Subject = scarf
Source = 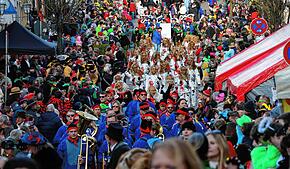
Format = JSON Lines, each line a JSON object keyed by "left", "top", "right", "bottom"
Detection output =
{"left": 67, "top": 136, "right": 79, "bottom": 146}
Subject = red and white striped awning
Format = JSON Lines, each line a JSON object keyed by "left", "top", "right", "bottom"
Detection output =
{"left": 215, "top": 24, "right": 290, "bottom": 101}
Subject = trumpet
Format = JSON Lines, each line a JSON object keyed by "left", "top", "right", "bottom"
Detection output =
{"left": 76, "top": 111, "right": 98, "bottom": 169}
{"left": 157, "top": 133, "right": 165, "bottom": 142}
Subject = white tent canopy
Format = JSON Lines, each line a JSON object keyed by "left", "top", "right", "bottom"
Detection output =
{"left": 275, "top": 66, "right": 290, "bottom": 99}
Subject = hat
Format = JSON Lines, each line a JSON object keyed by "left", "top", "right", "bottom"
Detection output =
{"left": 140, "top": 119, "right": 152, "bottom": 134}
{"left": 140, "top": 102, "right": 150, "bottom": 110}
{"left": 202, "top": 89, "right": 211, "bottom": 97}
{"left": 236, "top": 115, "right": 252, "bottom": 127}
{"left": 175, "top": 108, "right": 189, "bottom": 117}
{"left": 142, "top": 111, "right": 158, "bottom": 122}
{"left": 1, "top": 139, "right": 16, "bottom": 149}
{"left": 217, "top": 46, "right": 223, "bottom": 51}
{"left": 56, "top": 55, "right": 69, "bottom": 61}
{"left": 244, "top": 101, "right": 256, "bottom": 113}
{"left": 106, "top": 123, "right": 123, "bottom": 141}
{"left": 181, "top": 121, "right": 196, "bottom": 132}
{"left": 67, "top": 123, "right": 78, "bottom": 131}
{"left": 170, "top": 91, "right": 178, "bottom": 97}
{"left": 139, "top": 89, "right": 147, "bottom": 95}
{"left": 215, "top": 92, "right": 225, "bottom": 103}
{"left": 21, "top": 132, "right": 47, "bottom": 145}
{"left": 23, "top": 93, "right": 35, "bottom": 100}
{"left": 16, "top": 110, "right": 26, "bottom": 119}
{"left": 159, "top": 101, "right": 166, "bottom": 106}
{"left": 229, "top": 43, "right": 235, "bottom": 48}
{"left": 9, "top": 87, "right": 21, "bottom": 95}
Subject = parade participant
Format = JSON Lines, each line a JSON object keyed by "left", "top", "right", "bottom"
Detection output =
{"left": 147, "top": 85, "right": 162, "bottom": 104}
{"left": 53, "top": 110, "right": 78, "bottom": 146}
{"left": 180, "top": 121, "right": 196, "bottom": 141}
{"left": 157, "top": 100, "right": 167, "bottom": 117}
{"left": 105, "top": 123, "right": 130, "bottom": 169}
{"left": 170, "top": 108, "right": 190, "bottom": 137}
{"left": 133, "top": 119, "right": 153, "bottom": 149}
{"left": 160, "top": 102, "right": 176, "bottom": 137}
{"left": 57, "top": 123, "right": 93, "bottom": 169}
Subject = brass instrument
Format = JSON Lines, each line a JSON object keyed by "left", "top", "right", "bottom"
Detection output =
{"left": 156, "top": 124, "right": 165, "bottom": 141}
{"left": 83, "top": 104, "right": 96, "bottom": 116}
{"left": 157, "top": 133, "right": 165, "bottom": 142}
{"left": 76, "top": 111, "right": 98, "bottom": 169}
{"left": 76, "top": 110, "right": 98, "bottom": 135}
{"left": 83, "top": 104, "right": 99, "bottom": 137}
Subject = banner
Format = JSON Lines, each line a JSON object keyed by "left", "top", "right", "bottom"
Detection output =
{"left": 160, "top": 23, "right": 171, "bottom": 39}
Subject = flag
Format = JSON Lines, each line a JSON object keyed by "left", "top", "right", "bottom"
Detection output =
{"left": 3, "top": 0, "right": 17, "bottom": 14}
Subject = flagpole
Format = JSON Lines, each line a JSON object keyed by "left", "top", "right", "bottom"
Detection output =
{"left": 4, "top": 24, "right": 8, "bottom": 105}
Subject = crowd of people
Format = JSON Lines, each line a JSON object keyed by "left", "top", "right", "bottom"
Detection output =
{"left": 0, "top": 0, "right": 289, "bottom": 169}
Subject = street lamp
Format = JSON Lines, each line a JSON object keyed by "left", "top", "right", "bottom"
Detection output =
{"left": 22, "top": 2, "right": 31, "bottom": 28}
{"left": 23, "top": 2, "right": 31, "bottom": 14}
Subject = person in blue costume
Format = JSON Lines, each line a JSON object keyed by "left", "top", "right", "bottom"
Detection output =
{"left": 96, "top": 109, "right": 117, "bottom": 145}
{"left": 126, "top": 89, "right": 157, "bottom": 141}
{"left": 126, "top": 89, "right": 157, "bottom": 119}
{"left": 160, "top": 102, "right": 176, "bottom": 131}
{"left": 53, "top": 110, "right": 77, "bottom": 146}
{"left": 57, "top": 123, "right": 93, "bottom": 169}
{"left": 157, "top": 101, "right": 167, "bottom": 117}
{"left": 192, "top": 112, "right": 208, "bottom": 133}
{"left": 170, "top": 108, "right": 191, "bottom": 137}
{"left": 133, "top": 119, "right": 153, "bottom": 149}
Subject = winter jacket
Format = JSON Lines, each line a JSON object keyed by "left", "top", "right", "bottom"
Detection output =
{"left": 37, "top": 111, "right": 63, "bottom": 143}
{"left": 251, "top": 144, "right": 281, "bottom": 169}
{"left": 152, "top": 30, "right": 162, "bottom": 45}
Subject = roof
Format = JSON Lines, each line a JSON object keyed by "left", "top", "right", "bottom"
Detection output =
{"left": 0, "top": 21, "right": 56, "bottom": 55}
{"left": 215, "top": 24, "right": 290, "bottom": 101}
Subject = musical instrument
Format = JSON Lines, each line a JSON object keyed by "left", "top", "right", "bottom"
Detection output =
{"left": 155, "top": 124, "right": 165, "bottom": 141}
{"left": 157, "top": 133, "right": 165, "bottom": 142}
{"left": 76, "top": 111, "right": 98, "bottom": 169}
{"left": 76, "top": 110, "right": 98, "bottom": 135}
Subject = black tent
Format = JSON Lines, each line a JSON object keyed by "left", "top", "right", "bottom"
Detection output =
{"left": 0, "top": 21, "right": 56, "bottom": 55}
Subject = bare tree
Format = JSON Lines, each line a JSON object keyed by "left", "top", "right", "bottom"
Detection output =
{"left": 42, "top": 0, "right": 82, "bottom": 53}
{"left": 254, "top": 0, "right": 287, "bottom": 31}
